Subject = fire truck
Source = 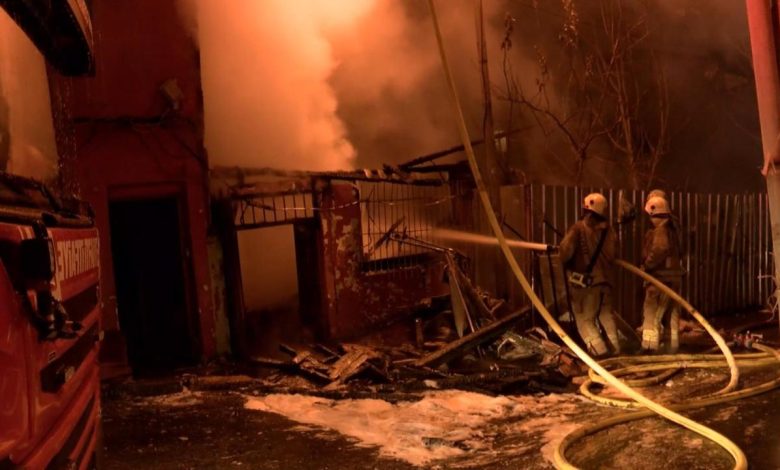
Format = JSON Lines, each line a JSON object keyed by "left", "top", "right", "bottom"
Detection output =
{"left": 0, "top": 176, "right": 100, "bottom": 469}
{"left": 0, "top": 2, "right": 100, "bottom": 469}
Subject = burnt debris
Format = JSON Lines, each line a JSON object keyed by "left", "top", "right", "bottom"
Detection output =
{"left": 250, "top": 259, "right": 577, "bottom": 396}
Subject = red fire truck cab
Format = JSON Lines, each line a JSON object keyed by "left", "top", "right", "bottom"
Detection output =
{"left": 0, "top": 174, "right": 100, "bottom": 470}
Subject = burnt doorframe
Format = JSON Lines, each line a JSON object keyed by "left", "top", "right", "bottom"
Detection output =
{"left": 293, "top": 219, "right": 326, "bottom": 338}
{"left": 215, "top": 194, "right": 325, "bottom": 359}
{"left": 108, "top": 182, "right": 202, "bottom": 364}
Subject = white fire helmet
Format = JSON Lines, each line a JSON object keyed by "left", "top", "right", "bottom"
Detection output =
{"left": 646, "top": 189, "right": 667, "bottom": 204}
{"left": 583, "top": 193, "right": 608, "bottom": 217}
{"left": 644, "top": 196, "right": 670, "bottom": 216}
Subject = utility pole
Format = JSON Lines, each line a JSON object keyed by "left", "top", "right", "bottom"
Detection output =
{"left": 745, "top": 0, "right": 780, "bottom": 334}
{"left": 475, "top": 0, "right": 510, "bottom": 297}
{"left": 475, "top": 0, "right": 510, "bottom": 196}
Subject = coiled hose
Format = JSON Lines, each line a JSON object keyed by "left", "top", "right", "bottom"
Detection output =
{"left": 616, "top": 260, "right": 741, "bottom": 395}
{"left": 426, "top": 1, "right": 754, "bottom": 468}
{"left": 557, "top": 343, "right": 780, "bottom": 467}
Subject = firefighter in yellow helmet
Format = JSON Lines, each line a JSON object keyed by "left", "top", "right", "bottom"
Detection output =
{"left": 559, "top": 193, "right": 620, "bottom": 356}
{"left": 640, "top": 194, "right": 684, "bottom": 353}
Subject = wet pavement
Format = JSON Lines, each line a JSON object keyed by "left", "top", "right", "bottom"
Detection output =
{"left": 102, "top": 391, "right": 416, "bottom": 470}
{"left": 102, "top": 365, "right": 780, "bottom": 469}
{"left": 102, "top": 319, "right": 780, "bottom": 469}
{"left": 568, "top": 388, "right": 780, "bottom": 470}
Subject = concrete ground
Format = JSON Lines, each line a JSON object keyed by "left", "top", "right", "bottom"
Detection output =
{"left": 101, "top": 366, "right": 780, "bottom": 469}
{"left": 102, "top": 313, "right": 780, "bottom": 469}
{"left": 101, "top": 391, "right": 416, "bottom": 470}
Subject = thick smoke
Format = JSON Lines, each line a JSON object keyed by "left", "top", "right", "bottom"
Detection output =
{"left": 186, "top": 1, "right": 379, "bottom": 314}
{"left": 187, "top": 0, "right": 509, "bottom": 172}
{"left": 192, "top": 0, "right": 378, "bottom": 171}
{"left": 329, "top": 0, "right": 509, "bottom": 168}
{"left": 332, "top": 0, "right": 762, "bottom": 192}
{"left": 183, "top": 0, "right": 763, "bottom": 313}
{"left": 183, "top": 0, "right": 504, "bottom": 314}
{"left": 649, "top": 0, "right": 762, "bottom": 191}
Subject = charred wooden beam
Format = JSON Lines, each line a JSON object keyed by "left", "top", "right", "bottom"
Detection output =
{"left": 211, "top": 165, "right": 447, "bottom": 187}
{"left": 398, "top": 129, "right": 523, "bottom": 170}
{"left": 248, "top": 356, "right": 331, "bottom": 383}
{"left": 413, "top": 305, "right": 534, "bottom": 368}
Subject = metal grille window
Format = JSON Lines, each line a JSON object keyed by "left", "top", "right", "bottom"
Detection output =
{"left": 359, "top": 181, "right": 455, "bottom": 269}
{"left": 233, "top": 191, "right": 315, "bottom": 230}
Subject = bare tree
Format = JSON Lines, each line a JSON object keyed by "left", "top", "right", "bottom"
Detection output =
{"left": 499, "top": 0, "right": 670, "bottom": 189}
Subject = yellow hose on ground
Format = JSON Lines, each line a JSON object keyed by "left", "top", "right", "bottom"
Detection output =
{"left": 616, "top": 259, "right": 740, "bottom": 395}
{"left": 581, "top": 356, "right": 778, "bottom": 408}
{"left": 425, "top": 1, "right": 747, "bottom": 468}
{"left": 598, "top": 351, "right": 769, "bottom": 365}
{"left": 557, "top": 342, "right": 780, "bottom": 467}
{"left": 587, "top": 352, "right": 772, "bottom": 388}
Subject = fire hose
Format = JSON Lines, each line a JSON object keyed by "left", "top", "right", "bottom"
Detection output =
{"left": 425, "top": 1, "right": 779, "bottom": 468}
{"left": 559, "top": 343, "right": 780, "bottom": 467}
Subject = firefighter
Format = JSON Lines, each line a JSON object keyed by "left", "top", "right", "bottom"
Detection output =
{"left": 559, "top": 193, "right": 620, "bottom": 356}
{"left": 640, "top": 195, "right": 684, "bottom": 353}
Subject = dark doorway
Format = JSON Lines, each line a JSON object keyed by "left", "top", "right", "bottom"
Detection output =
{"left": 109, "top": 196, "right": 196, "bottom": 375}
{"left": 294, "top": 221, "right": 323, "bottom": 338}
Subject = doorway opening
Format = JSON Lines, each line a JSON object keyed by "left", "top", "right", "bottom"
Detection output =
{"left": 237, "top": 224, "right": 308, "bottom": 357}
{"left": 109, "top": 196, "right": 197, "bottom": 375}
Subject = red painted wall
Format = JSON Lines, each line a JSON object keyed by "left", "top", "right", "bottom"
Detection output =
{"left": 49, "top": 0, "right": 215, "bottom": 369}
{"left": 64, "top": 0, "right": 201, "bottom": 120}
{"left": 318, "top": 183, "right": 449, "bottom": 339}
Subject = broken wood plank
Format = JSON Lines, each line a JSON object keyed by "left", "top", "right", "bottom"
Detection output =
{"left": 413, "top": 305, "right": 534, "bottom": 368}
{"left": 279, "top": 343, "right": 298, "bottom": 356}
{"left": 431, "top": 368, "right": 541, "bottom": 389}
{"left": 314, "top": 343, "right": 342, "bottom": 362}
{"left": 248, "top": 356, "right": 294, "bottom": 369}
{"left": 329, "top": 350, "right": 372, "bottom": 381}
{"left": 248, "top": 356, "right": 331, "bottom": 383}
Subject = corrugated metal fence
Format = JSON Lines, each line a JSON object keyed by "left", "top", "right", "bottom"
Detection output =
{"left": 354, "top": 179, "right": 773, "bottom": 325}
{"left": 525, "top": 185, "right": 773, "bottom": 324}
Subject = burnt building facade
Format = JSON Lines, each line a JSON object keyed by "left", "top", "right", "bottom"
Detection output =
{"left": 42, "top": 0, "right": 455, "bottom": 375}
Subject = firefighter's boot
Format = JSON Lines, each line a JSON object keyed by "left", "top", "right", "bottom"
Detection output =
{"left": 597, "top": 289, "right": 620, "bottom": 354}
{"left": 599, "top": 311, "right": 620, "bottom": 355}
{"left": 641, "top": 285, "right": 667, "bottom": 352}
{"left": 663, "top": 304, "right": 681, "bottom": 353}
{"left": 572, "top": 286, "right": 609, "bottom": 356}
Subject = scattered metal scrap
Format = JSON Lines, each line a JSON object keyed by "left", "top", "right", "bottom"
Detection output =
{"left": 250, "top": 266, "right": 576, "bottom": 395}
{"left": 247, "top": 215, "right": 577, "bottom": 395}
{"left": 251, "top": 333, "right": 571, "bottom": 396}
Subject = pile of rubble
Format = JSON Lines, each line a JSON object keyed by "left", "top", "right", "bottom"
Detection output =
{"left": 251, "top": 320, "right": 581, "bottom": 396}
{"left": 251, "top": 247, "right": 587, "bottom": 395}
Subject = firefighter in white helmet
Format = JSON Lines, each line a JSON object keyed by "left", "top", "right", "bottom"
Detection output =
{"left": 559, "top": 192, "right": 620, "bottom": 356}
{"left": 640, "top": 194, "right": 684, "bottom": 353}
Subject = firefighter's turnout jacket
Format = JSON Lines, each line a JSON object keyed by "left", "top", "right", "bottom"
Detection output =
{"left": 641, "top": 217, "right": 684, "bottom": 352}
{"left": 559, "top": 213, "right": 620, "bottom": 356}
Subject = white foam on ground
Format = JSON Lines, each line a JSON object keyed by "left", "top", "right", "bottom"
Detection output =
{"left": 244, "top": 391, "right": 582, "bottom": 466}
